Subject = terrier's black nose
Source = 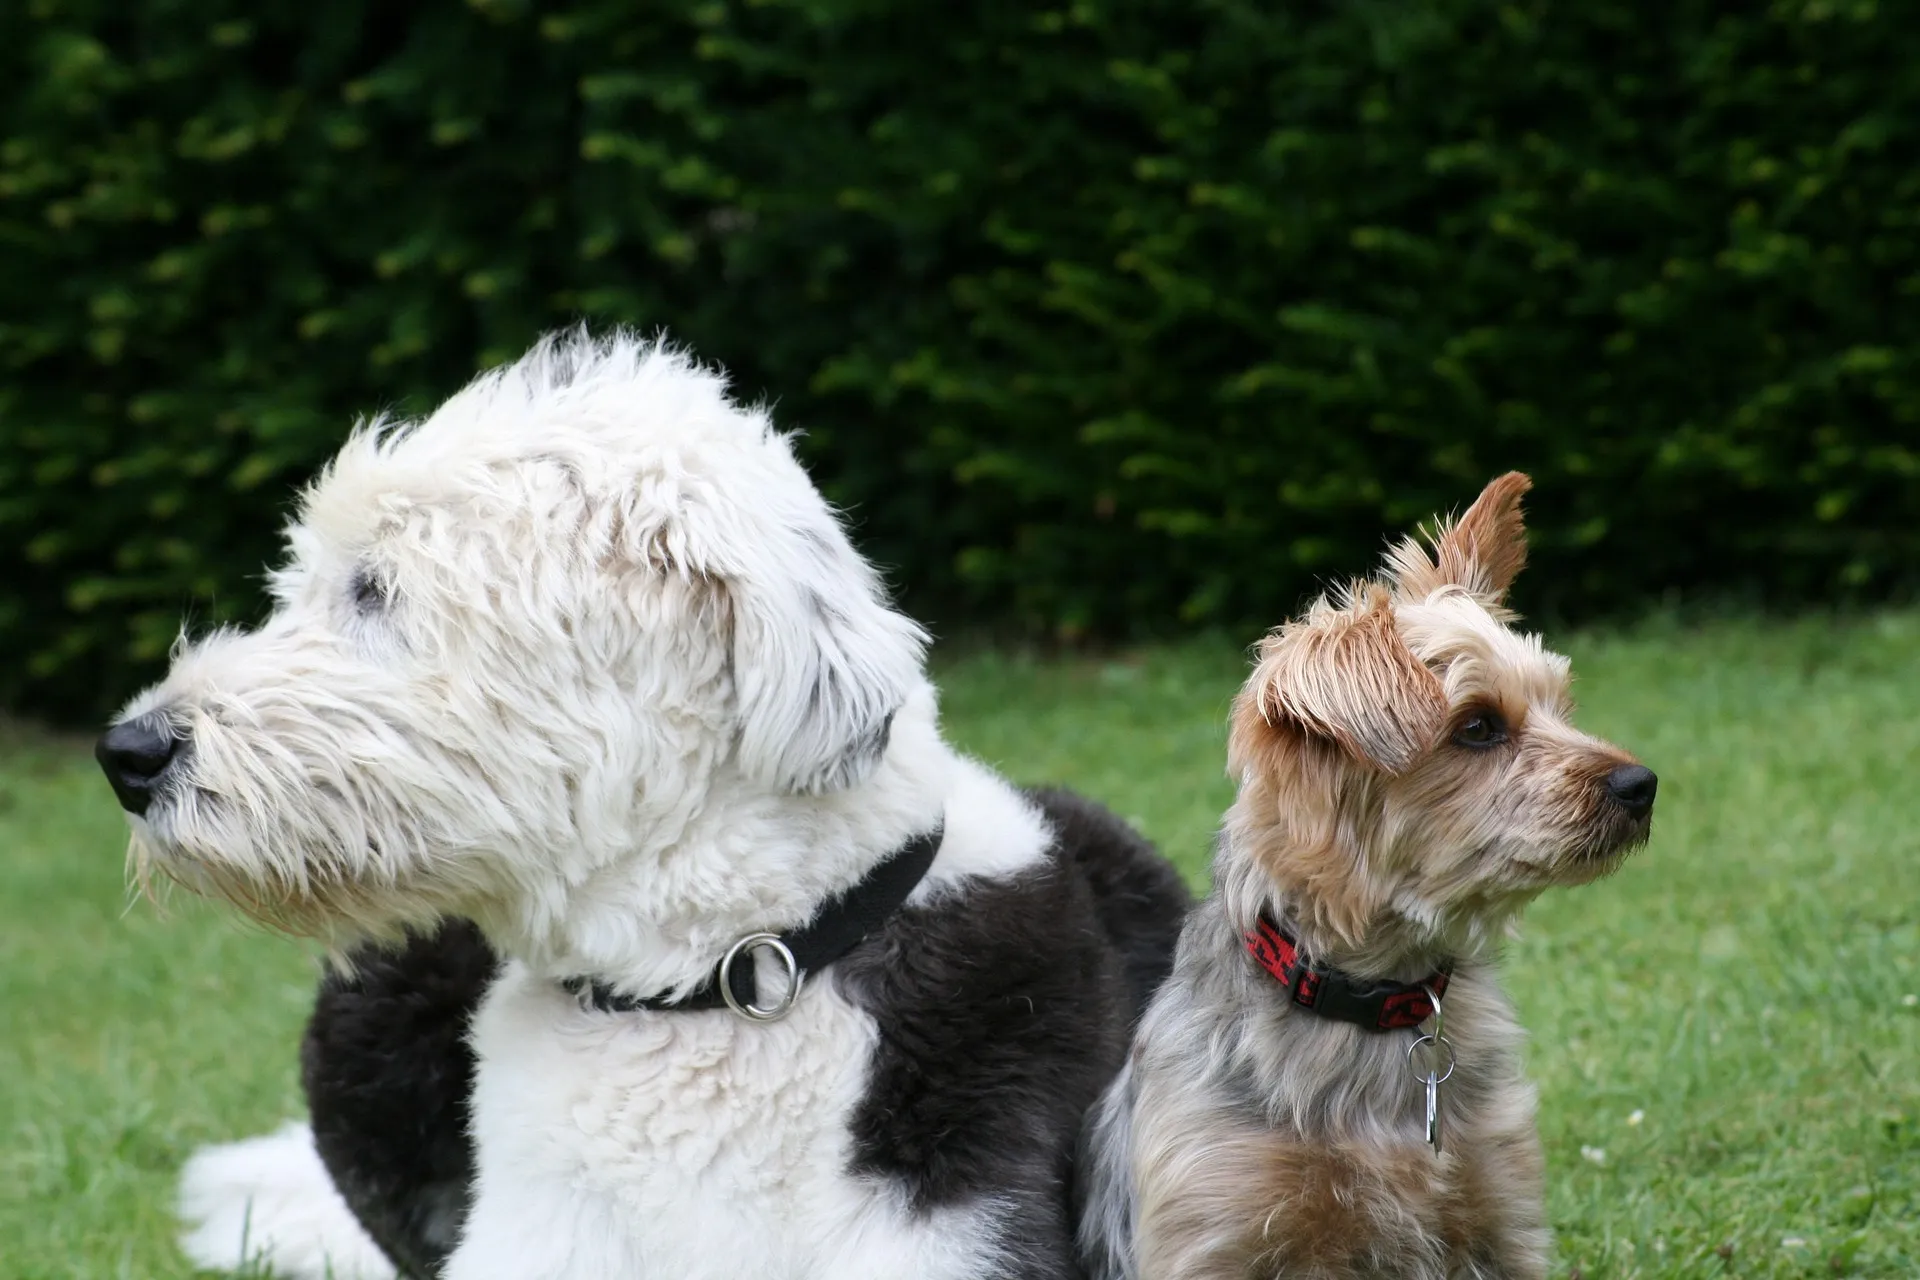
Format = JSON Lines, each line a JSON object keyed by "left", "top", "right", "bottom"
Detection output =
{"left": 1605, "top": 764, "right": 1657, "bottom": 817}
{"left": 95, "top": 715, "right": 182, "bottom": 816}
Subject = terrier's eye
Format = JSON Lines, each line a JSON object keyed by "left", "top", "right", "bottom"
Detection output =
{"left": 349, "top": 567, "right": 388, "bottom": 614}
{"left": 1451, "top": 710, "right": 1507, "bottom": 749}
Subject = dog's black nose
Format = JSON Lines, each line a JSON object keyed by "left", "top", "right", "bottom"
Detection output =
{"left": 1605, "top": 764, "right": 1657, "bottom": 817}
{"left": 95, "top": 715, "right": 182, "bottom": 816}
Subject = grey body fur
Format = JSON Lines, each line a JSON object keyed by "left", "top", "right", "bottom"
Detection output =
{"left": 1077, "top": 864, "right": 1549, "bottom": 1280}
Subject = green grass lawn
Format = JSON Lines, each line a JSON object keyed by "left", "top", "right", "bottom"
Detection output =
{"left": 4, "top": 613, "right": 1917, "bottom": 1278}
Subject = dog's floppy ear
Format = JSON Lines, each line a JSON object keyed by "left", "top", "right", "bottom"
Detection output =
{"left": 725, "top": 516, "right": 928, "bottom": 796}
{"left": 1231, "top": 589, "right": 1446, "bottom": 776}
{"left": 608, "top": 400, "right": 926, "bottom": 796}
{"left": 1385, "top": 471, "right": 1531, "bottom": 605}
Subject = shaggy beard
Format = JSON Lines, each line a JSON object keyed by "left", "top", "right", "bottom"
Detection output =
{"left": 1560, "top": 809, "right": 1653, "bottom": 877}
{"left": 125, "top": 819, "right": 445, "bottom": 948}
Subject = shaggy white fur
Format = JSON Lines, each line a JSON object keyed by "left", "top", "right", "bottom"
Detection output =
{"left": 448, "top": 753, "right": 1048, "bottom": 1280}
{"left": 179, "top": 1122, "right": 396, "bottom": 1280}
{"left": 130, "top": 332, "right": 1057, "bottom": 1278}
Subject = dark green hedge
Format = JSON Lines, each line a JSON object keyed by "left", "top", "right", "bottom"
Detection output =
{"left": 5, "top": 0, "right": 1918, "bottom": 721}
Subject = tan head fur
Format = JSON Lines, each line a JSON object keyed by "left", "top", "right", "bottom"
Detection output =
{"left": 1224, "top": 472, "right": 1654, "bottom": 966}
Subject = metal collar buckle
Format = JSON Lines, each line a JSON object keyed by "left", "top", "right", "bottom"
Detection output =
{"left": 718, "top": 931, "right": 802, "bottom": 1022}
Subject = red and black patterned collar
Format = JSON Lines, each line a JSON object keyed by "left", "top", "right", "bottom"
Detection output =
{"left": 1244, "top": 915, "right": 1449, "bottom": 1031}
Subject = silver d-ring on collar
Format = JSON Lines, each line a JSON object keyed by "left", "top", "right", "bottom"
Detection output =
{"left": 1405, "top": 1033, "right": 1457, "bottom": 1084}
{"left": 718, "top": 932, "right": 802, "bottom": 1022}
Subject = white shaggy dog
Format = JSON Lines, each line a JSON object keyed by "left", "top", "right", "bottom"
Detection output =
{"left": 97, "top": 332, "right": 1187, "bottom": 1280}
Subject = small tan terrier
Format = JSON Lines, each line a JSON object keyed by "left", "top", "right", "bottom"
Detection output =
{"left": 1078, "top": 473, "right": 1657, "bottom": 1279}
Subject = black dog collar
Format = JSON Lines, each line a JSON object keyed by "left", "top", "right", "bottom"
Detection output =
{"left": 1244, "top": 914, "right": 1450, "bottom": 1031}
{"left": 562, "top": 823, "right": 943, "bottom": 1021}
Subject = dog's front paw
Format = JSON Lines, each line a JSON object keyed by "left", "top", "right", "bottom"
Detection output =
{"left": 178, "top": 1120, "right": 398, "bottom": 1280}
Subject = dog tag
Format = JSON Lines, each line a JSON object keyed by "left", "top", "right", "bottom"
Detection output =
{"left": 1424, "top": 1071, "right": 1441, "bottom": 1154}
{"left": 1407, "top": 1027, "right": 1454, "bottom": 1158}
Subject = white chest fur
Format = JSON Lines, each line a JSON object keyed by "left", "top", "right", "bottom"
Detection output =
{"left": 449, "top": 963, "right": 1003, "bottom": 1280}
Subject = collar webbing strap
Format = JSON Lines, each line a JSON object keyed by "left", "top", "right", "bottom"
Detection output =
{"left": 563, "top": 823, "right": 943, "bottom": 1016}
{"left": 1244, "top": 914, "right": 1450, "bottom": 1031}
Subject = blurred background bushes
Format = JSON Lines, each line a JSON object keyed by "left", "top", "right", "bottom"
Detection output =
{"left": 3, "top": 0, "right": 1918, "bottom": 721}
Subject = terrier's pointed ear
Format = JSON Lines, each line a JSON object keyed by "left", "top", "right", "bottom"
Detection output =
{"left": 1230, "top": 590, "right": 1447, "bottom": 777}
{"left": 1385, "top": 471, "right": 1532, "bottom": 604}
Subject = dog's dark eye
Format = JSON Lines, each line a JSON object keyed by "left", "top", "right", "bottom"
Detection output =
{"left": 1451, "top": 710, "right": 1507, "bottom": 749}
{"left": 349, "top": 567, "right": 388, "bottom": 614}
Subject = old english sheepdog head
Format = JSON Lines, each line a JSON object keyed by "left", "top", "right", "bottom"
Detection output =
{"left": 98, "top": 331, "right": 927, "bottom": 949}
